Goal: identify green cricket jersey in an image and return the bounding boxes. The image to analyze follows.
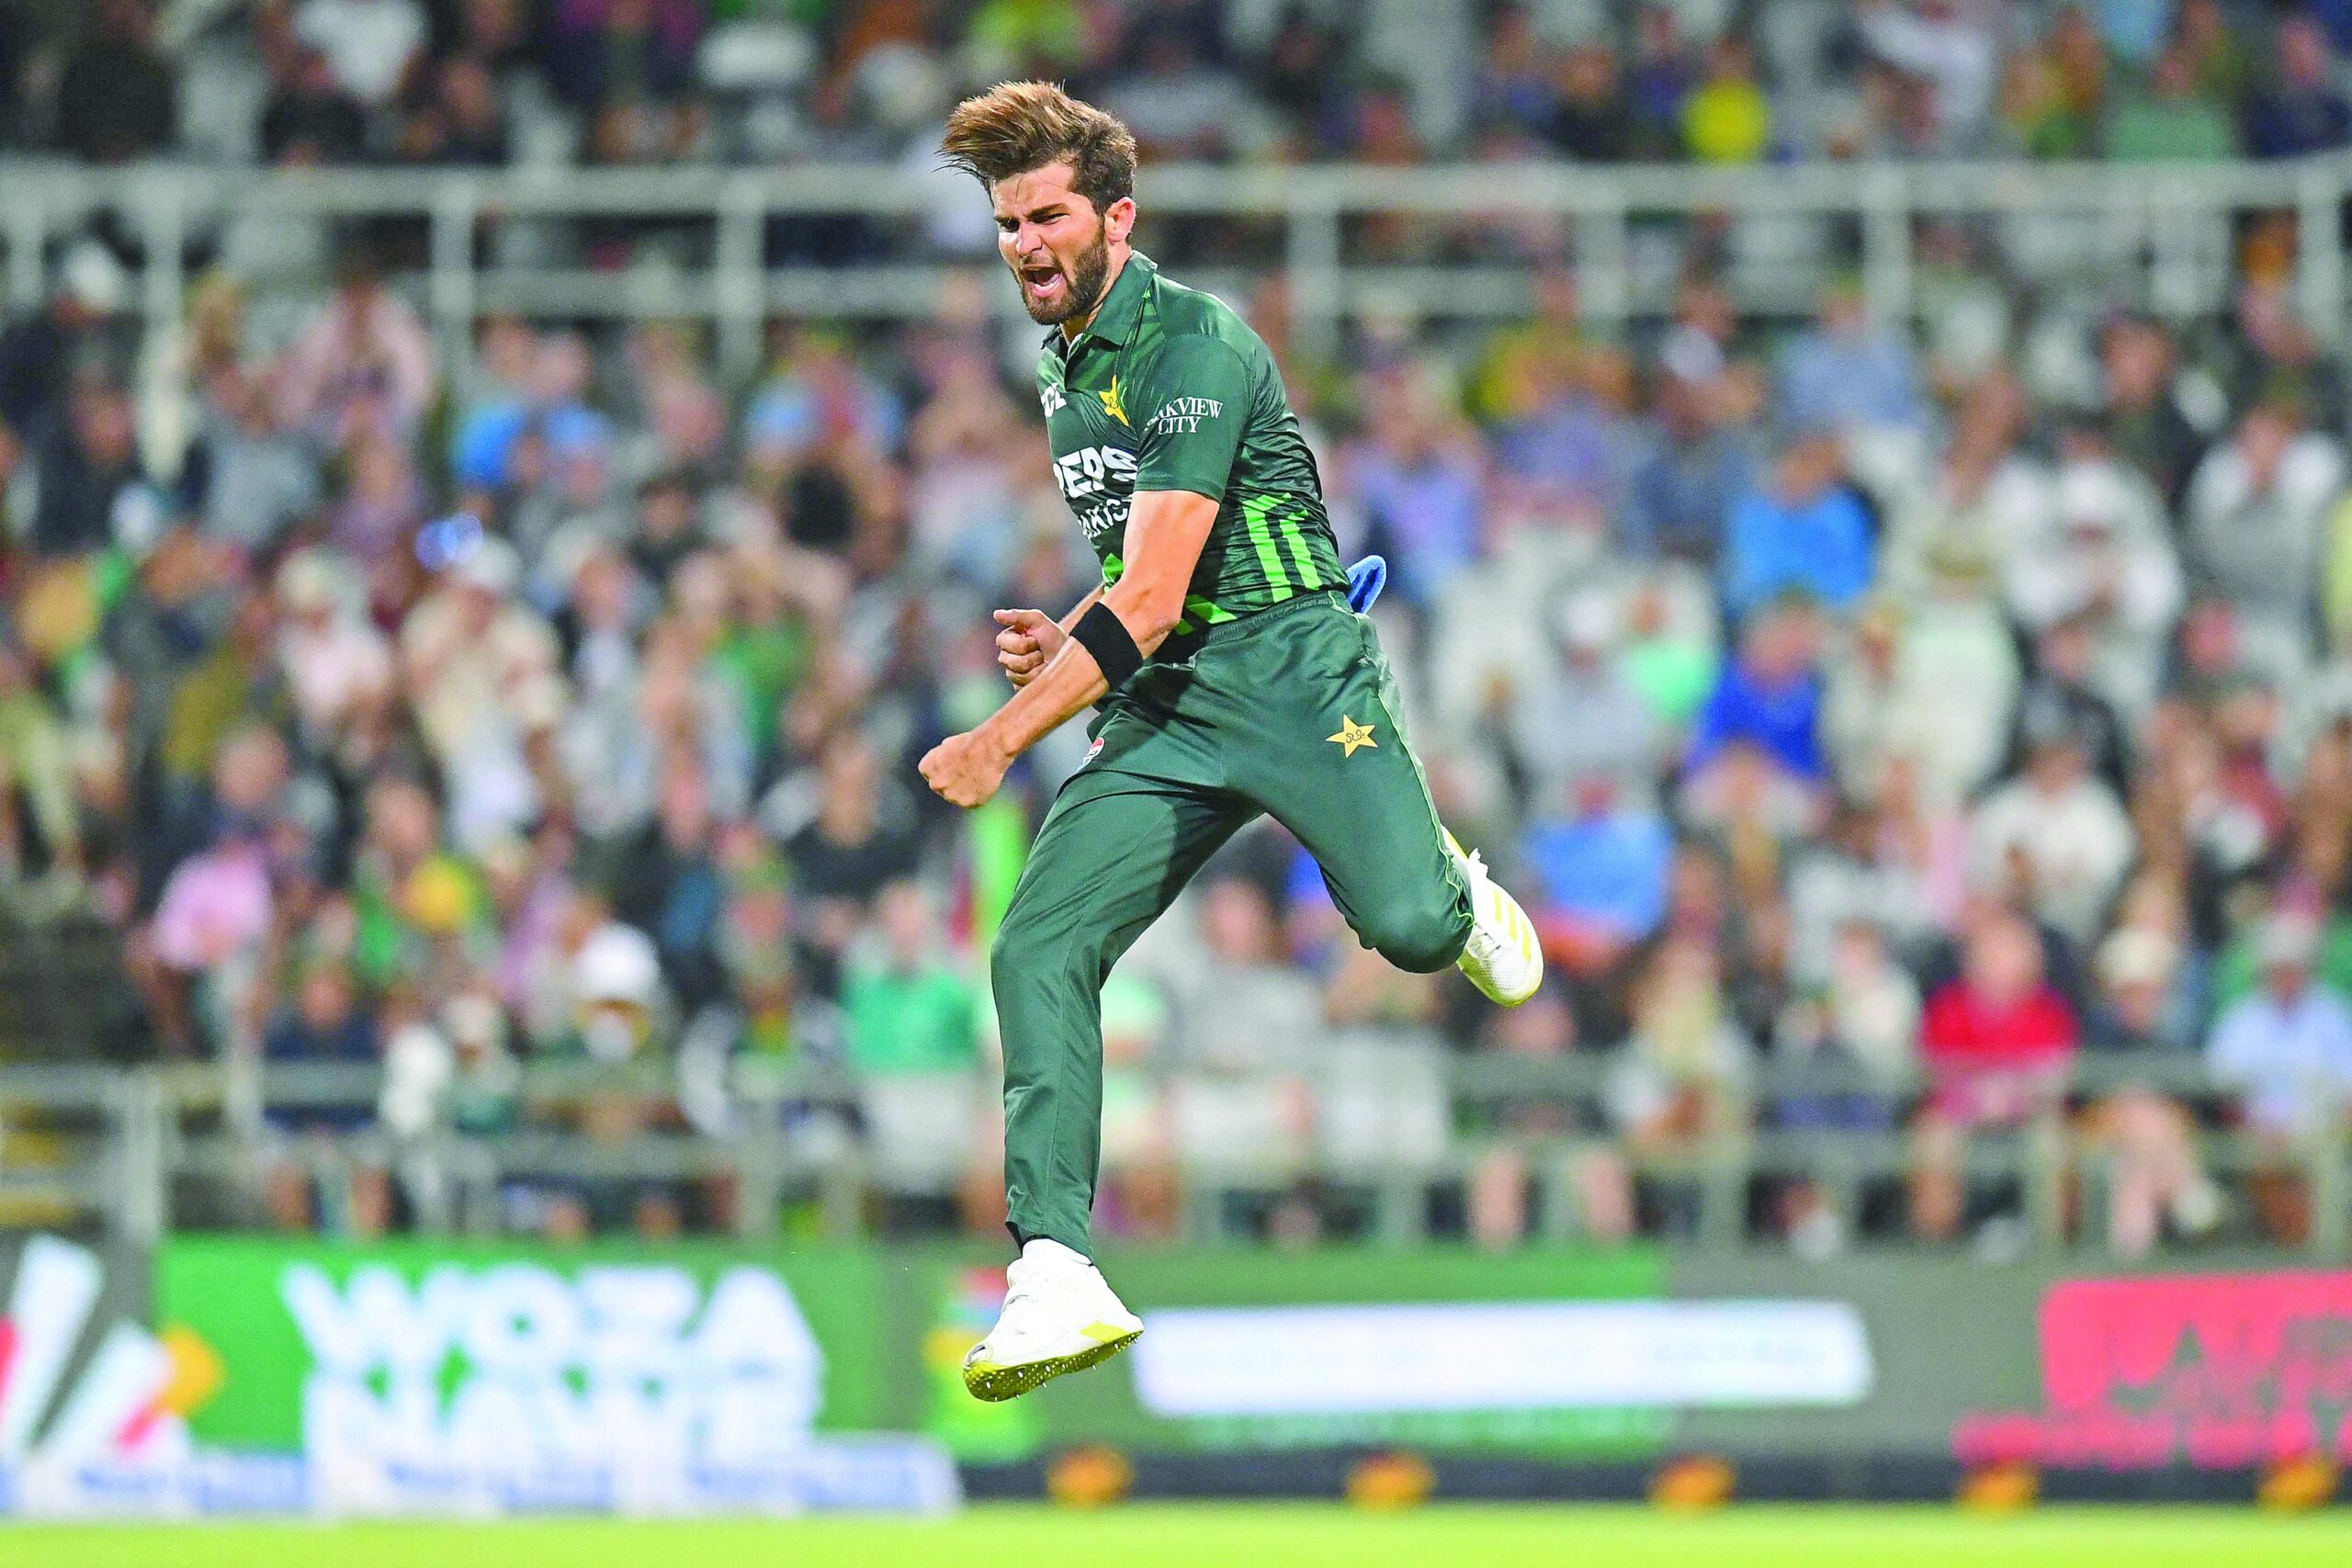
[1036,251,1344,635]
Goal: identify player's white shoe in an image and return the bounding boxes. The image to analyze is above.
[962,1239,1143,1403]
[1445,829,1544,1006]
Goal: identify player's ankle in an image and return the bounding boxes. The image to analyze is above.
[1020,1236,1093,1271]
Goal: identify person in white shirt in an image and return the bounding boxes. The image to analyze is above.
[295,0,427,107]
[1969,718,2133,947]
[2185,400,2346,688]
[2207,915,2352,1242]
[1857,0,1999,152]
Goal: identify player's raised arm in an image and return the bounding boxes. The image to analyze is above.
[920,489,1216,807]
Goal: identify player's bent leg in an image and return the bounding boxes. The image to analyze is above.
[1340,879,1473,973]
[974,761,1247,1400]
[1230,596,1539,1004]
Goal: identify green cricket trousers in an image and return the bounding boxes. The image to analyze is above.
[992,588,1474,1253]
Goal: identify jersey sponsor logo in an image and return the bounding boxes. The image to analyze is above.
[1083,737,1104,764]
[1053,444,1138,503]
[1148,396,1223,436]
[1326,715,1377,757]
[1040,381,1067,416]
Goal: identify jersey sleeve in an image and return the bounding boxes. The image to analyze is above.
[1133,334,1253,501]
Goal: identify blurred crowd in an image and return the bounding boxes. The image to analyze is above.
[15,0,2352,172]
[9,209,2352,1258]
[5,1,2352,1257]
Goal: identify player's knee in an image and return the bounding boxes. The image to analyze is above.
[1355,896,1466,974]
[990,904,1090,997]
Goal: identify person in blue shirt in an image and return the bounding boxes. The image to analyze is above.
[2246,16,2352,159]
[2208,915,2352,1139]
[1774,282,1924,435]
[1722,431,1873,620]
[2207,913,2352,1241]
[1622,357,1761,566]
[1687,595,1827,782]
[1520,773,1673,969]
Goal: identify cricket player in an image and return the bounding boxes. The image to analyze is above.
[918,82,1543,1401]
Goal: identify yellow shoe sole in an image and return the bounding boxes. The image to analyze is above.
[962,1323,1142,1404]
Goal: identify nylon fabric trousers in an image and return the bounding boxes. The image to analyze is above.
[991,590,1473,1253]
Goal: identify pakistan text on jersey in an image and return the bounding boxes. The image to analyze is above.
[1074,499,1127,540]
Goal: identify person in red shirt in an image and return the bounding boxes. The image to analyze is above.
[1911,903,2078,1241]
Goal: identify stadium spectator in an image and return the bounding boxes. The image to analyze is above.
[395,53,512,167]
[294,0,426,108]
[1623,5,1698,157]
[258,958,379,1231]
[1689,598,1829,784]
[2245,12,2352,157]
[1823,575,2018,808]
[1682,34,1772,164]
[1553,42,1633,162]
[1162,876,1326,1239]
[1603,935,1754,1235]
[1101,26,1258,162]
[1770,919,1922,1255]
[1471,4,1560,143]
[1970,713,2134,948]
[1911,905,2078,1243]
[843,878,988,1222]
[53,0,176,164]
[1334,367,1486,605]
[2097,313,2213,513]
[2077,924,2224,1256]
[2205,913,2352,1241]
[1858,0,2001,153]
[1721,434,1874,621]
[28,372,156,559]
[277,244,439,452]
[2184,397,2344,684]
[1622,340,1760,564]
[1777,282,1926,440]
[1520,773,1673,976]
[2107,39,2242,160]
[259,42,370,165]
[0,243,127,441]
[1505,590,1665,806]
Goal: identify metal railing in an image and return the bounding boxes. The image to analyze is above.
[3,1053,2342,1257]
[4,150,2350,394]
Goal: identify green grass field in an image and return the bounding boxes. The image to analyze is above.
[4,1506,2348,1567]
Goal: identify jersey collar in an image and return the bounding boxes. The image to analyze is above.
[1048,250,1155,358]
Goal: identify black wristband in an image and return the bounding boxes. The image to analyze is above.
[1070,601,1145,691]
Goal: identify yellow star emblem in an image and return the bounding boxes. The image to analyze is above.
[1100,375,1128,425]
[1327,715,1377,758]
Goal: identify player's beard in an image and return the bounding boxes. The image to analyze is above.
[1018,224,1113,326]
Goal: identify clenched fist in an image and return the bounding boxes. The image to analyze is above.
[920,729,1012,808]
[993,607,1064,687]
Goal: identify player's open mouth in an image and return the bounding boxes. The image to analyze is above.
[1022,265,1064,302]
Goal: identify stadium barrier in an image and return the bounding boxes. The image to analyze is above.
[3,1057,2346,1256]
[6,1230,2348,1511]
[0,149,2347,395]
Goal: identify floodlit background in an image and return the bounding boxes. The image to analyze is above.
[2,0,2352,1559]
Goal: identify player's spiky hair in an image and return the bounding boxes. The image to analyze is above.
[939,82,1137,214]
